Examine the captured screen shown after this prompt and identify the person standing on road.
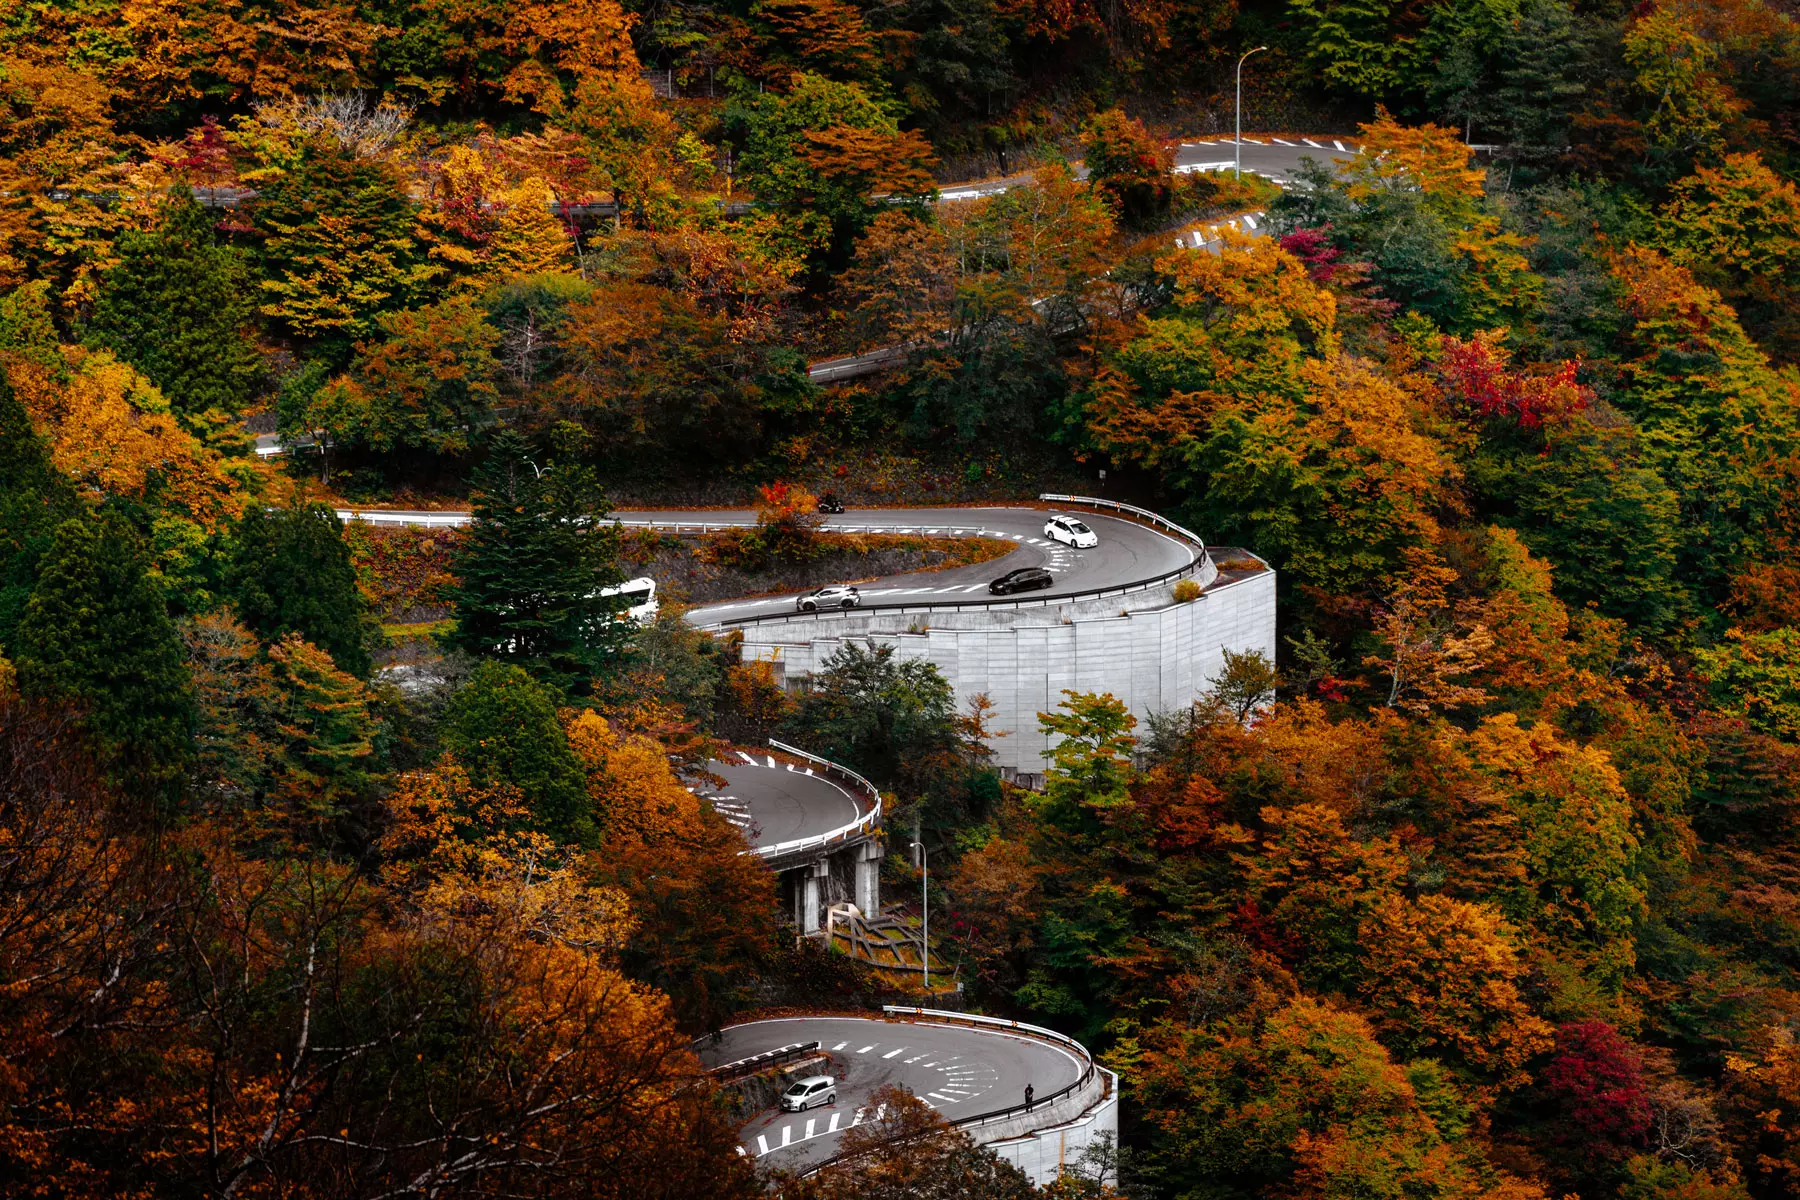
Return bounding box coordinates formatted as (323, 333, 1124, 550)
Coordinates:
(1023, 1084, 1034, 1111)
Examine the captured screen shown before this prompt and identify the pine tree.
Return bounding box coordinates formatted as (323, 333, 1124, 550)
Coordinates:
(445, 430, 628, 693)
(0, 359, 75, 648)
(444, 660, 594, 845)
(225, 503, 371, 677)
(86, 193, 263, 443)
(13, 514, 194, 804)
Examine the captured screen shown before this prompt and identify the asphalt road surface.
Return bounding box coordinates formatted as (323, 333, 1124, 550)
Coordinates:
(696, 752, 862, 851)
(662, 506, 1197, 627)
(937, 134, 1358, 201)
(699, 1016, 1085, 1172)
(331, 504, 1197, 625)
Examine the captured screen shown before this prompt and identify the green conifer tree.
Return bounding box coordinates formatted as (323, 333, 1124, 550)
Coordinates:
(225, 503, 371, 677)
(13, 514, 194, 804)
(0, 360, 75, 648)
(86, 193, 263, 444)
(446, 430, 628, 693)
(443, 660, 595, 846)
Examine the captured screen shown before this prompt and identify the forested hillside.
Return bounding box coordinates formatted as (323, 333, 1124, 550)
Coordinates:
(1, 0, 1799, 1195)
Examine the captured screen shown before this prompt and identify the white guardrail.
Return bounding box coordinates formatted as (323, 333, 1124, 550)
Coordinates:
(744, 739, 883, 863)
(708, 494, 1215, 631)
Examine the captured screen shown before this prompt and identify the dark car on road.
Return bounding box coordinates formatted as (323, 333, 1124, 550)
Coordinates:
(989, 567, 1055, 595)
(816, 492, 845, 514)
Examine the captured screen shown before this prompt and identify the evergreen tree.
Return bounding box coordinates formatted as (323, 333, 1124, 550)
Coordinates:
(0, 361, 75, 649)
(443, 660, 594, 845)
(225, 503, 371, 677)
(13, 514, 194, 803)
(86, 193, 262, 442)
(1492, 0, 1591, 160)
(445, 430, 627, 693)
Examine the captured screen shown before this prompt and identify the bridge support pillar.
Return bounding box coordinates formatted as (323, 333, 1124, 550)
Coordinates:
(797, 862, 829, 935)
(854, 840, 882, 915)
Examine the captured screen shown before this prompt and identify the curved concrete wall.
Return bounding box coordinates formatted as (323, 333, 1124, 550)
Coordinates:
(742, 562, 1277, 773)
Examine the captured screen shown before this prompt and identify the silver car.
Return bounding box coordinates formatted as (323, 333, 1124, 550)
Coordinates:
(798, 585, 862, 612)
(780, 1075, 837, 1112)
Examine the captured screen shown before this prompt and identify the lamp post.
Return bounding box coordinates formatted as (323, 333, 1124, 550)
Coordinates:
(911, 839, 929, 991)
(1236, 46, 1269, 180)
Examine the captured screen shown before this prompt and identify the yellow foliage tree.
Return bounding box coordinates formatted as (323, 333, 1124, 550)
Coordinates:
(1357, 892, 1554, 1089)
(4, 346, 244, 531)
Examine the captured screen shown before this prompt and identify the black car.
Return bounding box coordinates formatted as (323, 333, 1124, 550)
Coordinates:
(989, 567, 1055, 595)
(817, 492, 845, 514)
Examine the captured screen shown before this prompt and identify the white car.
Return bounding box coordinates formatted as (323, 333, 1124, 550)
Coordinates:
(1044, 515, 1098, 548)
(798, 585, 862, 612)
(780, 1075, 837, 1112)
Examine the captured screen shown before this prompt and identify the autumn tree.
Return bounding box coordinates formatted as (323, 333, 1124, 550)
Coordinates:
(727, 73, 937, 268)
(1356, 892, 1553, 1087)
(1081, 108, 1173, 225)
(1609, 247, 1800, 615)
(1658, 151, 1800, 361)
(305, 295, 502, 460)
(181, 610, 283, 812)
(268, 633, 377, 831)
(252, 138, 432, 359)
(1362, 552, 1496, 716)
(1133, 996, 1548, 1198)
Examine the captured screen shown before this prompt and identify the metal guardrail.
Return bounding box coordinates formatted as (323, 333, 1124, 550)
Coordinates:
(799, 1006, 1100, 1178)
(746, 740, 883, 863)
(709, 1041, 823, 1082)
(880, 1007, 1097, 1129)
(709, 494, 1213, 632)
(333, 499, 1218, 632)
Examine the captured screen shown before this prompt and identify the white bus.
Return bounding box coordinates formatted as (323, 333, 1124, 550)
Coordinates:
(598, 577, 658, 625)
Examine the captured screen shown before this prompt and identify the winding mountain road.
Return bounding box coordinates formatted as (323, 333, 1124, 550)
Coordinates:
(699, 1014, 1087, 1172)
(337, 503, 1199, 627)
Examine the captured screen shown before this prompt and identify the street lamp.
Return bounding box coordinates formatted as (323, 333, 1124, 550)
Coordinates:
(910, 839, 930, 991)
(1236, 46, 1269, 180)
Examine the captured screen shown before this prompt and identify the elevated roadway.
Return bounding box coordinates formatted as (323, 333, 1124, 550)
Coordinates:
(332, 503, 1200, 628)
(699, 1012, 1091, 1174)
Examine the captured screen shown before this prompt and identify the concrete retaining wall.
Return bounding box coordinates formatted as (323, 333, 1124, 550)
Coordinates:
(985, 1067, 1120, 1185)
(743, 568, 1278, 773)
